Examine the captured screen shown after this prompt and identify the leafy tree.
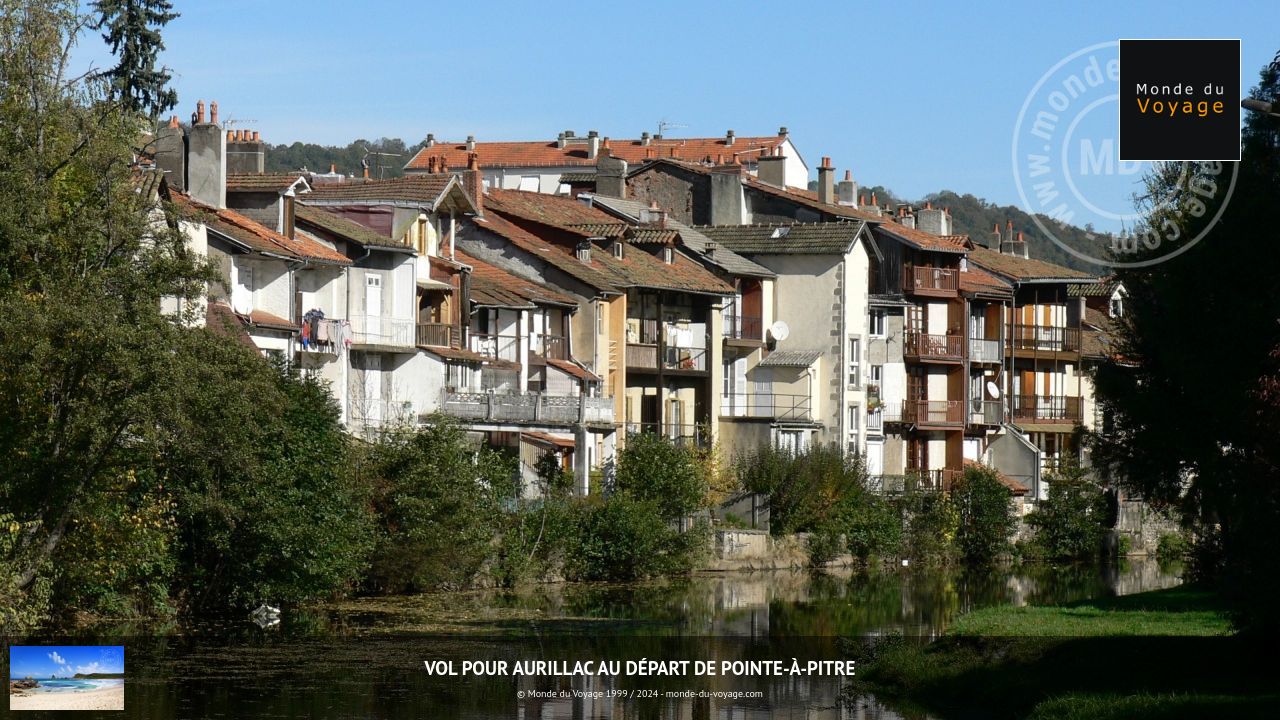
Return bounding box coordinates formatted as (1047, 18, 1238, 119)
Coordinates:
(359, 417, 517, 593)
(736, 443, 867, 535)
(1092, 50, 1280, 632)
(1025, 467, 1109, 561)
(565, 497, 702, 582)
(951, 465, 1016, 564)
(92, 0, 179, 117)
(615, 433, 707, 521)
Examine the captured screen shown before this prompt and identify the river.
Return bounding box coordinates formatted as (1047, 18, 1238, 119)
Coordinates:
(28, 560, 1180, 719)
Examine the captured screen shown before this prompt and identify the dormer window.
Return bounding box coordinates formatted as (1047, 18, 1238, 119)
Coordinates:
(576, 241, 592, 264)
(663, 247, 674, 264)
(613, 242, 624, 259)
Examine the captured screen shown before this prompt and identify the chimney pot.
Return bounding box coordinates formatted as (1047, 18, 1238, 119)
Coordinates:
(466, 135, 476, 151)
(778, 126, 788, 136)
(195, 100, 205, 124)
(226, 130, 234, 142)
(843, 170, 852, 181)
(209, 101, 218, 125)
(426, 133, 435, 147)
(168, 115, 180, 129)
(252, 130, 259, 142)
(725, 129, 735, 146)
(330, 163, 336, 173)
(588, 130, 598, 138)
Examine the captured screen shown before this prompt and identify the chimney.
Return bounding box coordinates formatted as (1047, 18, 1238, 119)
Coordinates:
(1000, 222, 1028, 258)
(587, 130, 600, 160)
(757, 146, 787, 187)
(778, 126, 788, 138)
(916, 206, 950, 236)
(836, 169, 858, 207)
(576, 240, 592, 264)
(556, 132, 567, 149)
(596, 150, 628, 199)
(226, 122, 266, 175)
(155, 115, 186, 192)
(725, 129, 735, 146)
(209, 101, 218, 125)
(466, 135, 476, 152)
(640, 131, 651, 146)
(425, 133, 435, 148)
(463, 151, 484, 215)
(816, 156, 835, 204)
(186, 100, 225, 208)
(709, 169, 744, 225)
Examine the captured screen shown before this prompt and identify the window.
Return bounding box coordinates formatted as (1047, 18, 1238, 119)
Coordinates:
(869, 309, 886, 337)
(518, 175, 540, 192)
(848, 404, 861, 453)
(848, 337, 861, 387)
(870, 364, 883, 386)
(662, 247, 674, 264)
(1110, 296, 1124, 318)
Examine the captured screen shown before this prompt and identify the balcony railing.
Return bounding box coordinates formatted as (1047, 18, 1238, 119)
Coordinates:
(348, 315, 416, 348)
(904, 468, 964, 491)
(899, 399, 965, 426)
(298, 318, 344, 354)
(904, 332, 964, 361)
(904, 266, 958, 295)
(625, 422, 708, 448)
(469, 333, 521, 363)
(415, 322, 456, 348)
(867, 410, 884, 433)
(1010, 395, 1082, 423)
(534, 334, 570, 361)
(720, 393, 812, 422)
(969, 399, 1004, 426)
(625, 342, 658, 369)
(441, 391, 614, 425)
(663, 345, 706, 371)
(969, 337, 1002, 364)
(1008, 325, 1081, 353)
(723, 314, 764, 341)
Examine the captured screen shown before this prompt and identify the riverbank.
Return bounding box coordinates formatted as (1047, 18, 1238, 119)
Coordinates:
(8, 683, 124, 711)
(856, 585, 1279, 719)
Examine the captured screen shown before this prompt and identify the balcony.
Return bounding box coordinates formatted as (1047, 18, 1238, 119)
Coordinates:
(867, 410, 884, 433)
(723, 314, 764, 342)
(904, 332, 964, 363)
(469, 333, 521, 363)
(904, 468, 964, 491)
(415, 322, 457, 348)
(969, 337, 1002, 364)
(441, 391, 614, 426)
(298, 318, 344, 355)
(350, 398, 416, 431)
(903, 266, 958, 297)
(348, 315, 416, 349)
(720, 393, 813, 422)
(625, 422, 709, 449)
(1008, 325, 1081, 355)
(1010, 395, 1082, 424)
(969, 399, 1004, 426)
(625, 343, 707, 373)
(533, 334, 570, 361)
(898, 399, 964, 427)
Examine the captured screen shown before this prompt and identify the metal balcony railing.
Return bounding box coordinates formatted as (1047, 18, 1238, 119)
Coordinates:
(899, 399, 965, 426)
(720, 393, 812, 422)
(969, 337, 1002, 363)
(1008, 325, 1082, 353)
(1010, 395, 1082, 423)
(348, 315, 416, 347)
(625, 422, 709, 448)
(469, 333, 521, 363)
(723, 314, 764, 341)
(904, 332, 963, 361)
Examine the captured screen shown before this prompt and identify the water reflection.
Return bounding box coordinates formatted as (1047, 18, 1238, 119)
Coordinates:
(16, 561, 1181, 720)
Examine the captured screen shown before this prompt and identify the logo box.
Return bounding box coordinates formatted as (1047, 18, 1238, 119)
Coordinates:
(1119, 39, 1240, 161)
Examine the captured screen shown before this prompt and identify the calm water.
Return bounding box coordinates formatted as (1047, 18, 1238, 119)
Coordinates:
(12, 560, 1181, 719)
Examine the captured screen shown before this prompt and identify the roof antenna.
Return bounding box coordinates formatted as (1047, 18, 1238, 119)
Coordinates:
(656, 118, 686, 139)
(359, 145, 402, 180)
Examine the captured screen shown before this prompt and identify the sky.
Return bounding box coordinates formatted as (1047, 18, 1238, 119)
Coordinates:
(9, 645, 125, 679)
(68, 0, 1279, 228)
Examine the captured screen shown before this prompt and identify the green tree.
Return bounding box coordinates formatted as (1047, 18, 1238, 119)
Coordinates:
(92, 0, 179, 117)
(615, 433, 707, 521)
(951, 465, 1016, 564)
(1026, 467, 1108, 561)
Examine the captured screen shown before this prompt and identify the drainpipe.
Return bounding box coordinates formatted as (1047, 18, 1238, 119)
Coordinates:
(449, 211, 456, 261)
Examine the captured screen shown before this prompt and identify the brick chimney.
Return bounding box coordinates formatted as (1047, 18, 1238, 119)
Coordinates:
(1000, 221, 1028, 258)
(816, 156, 835, 204)
(463, 152, 484, 216)
(596, 149, 628, 199)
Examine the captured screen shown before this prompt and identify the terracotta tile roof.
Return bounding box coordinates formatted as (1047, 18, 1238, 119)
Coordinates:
(405, 134, 789, 171)
(695, 222, 865, 255)
(547, 358, 600, 382)
(205, 301, 257, 351)
(486, 189, 629, 238)
(420, 345, 489, 364)
(227, 173, 307, 193)
(466, 213, 622, 293)
(741, 174, 886, 222)
(172, 192, 351, 265)
(960, 265, 1013, 297)
(872, 221, 970, 254)
(483, 191, 733, 295)
(455, 249, 577, 308)
(584, 194, 775, 278)
(967, 246, 1096, 282)
(1069, 279, 1119, 297)
(1082, 307, 1119, 359)
(295, 205, 407, 251)
(303, 175, 456, 205)
(245, 309, 297, 331)
(628, 228, 680, 245)
(559, 171, 597, 184)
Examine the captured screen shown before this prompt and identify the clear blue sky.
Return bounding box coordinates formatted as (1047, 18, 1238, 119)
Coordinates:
(9, 646, 124, 678)
(72, 0, 1278, 222)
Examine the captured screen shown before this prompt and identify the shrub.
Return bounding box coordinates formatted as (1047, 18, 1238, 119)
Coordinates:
(736, 443, 867, 535)
(1156, 531, 1191, 565)
(951, 465, 1016, 564)
(846, 495, 903, 562)
(615, 433, 707, 521)
(565, 497, 704, 582)
(1026, 466, 1109, 561)
(900, 490, 958, 564)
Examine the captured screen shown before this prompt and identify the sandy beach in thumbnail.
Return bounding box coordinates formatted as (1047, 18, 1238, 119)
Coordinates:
(9, 683, 125, 711)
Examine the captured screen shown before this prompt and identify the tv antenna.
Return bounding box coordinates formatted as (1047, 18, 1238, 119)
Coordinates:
(360, 145, 403, 180)
(656, 118, 686, 138)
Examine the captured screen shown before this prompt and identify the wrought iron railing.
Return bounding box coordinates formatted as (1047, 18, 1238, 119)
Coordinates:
(720, 393, 812, 421)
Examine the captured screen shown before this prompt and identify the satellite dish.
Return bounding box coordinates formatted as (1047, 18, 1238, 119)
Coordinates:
(768, 320, 790, 342)
(986, 381, 1002, 399)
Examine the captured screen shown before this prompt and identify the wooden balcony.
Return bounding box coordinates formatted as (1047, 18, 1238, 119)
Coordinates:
(625, 342, 708, 373)
(1008, 325, 1081, 356)
(415, 322, 456, 348)
(1010, 395, 1082, 424)
(904, 332, 964, 363)
(528, 334, 569, 364)
(894, 399, 965, 428)
(469, 333, 521, 363)
(903, 266, 958, 297)
(723, 314, 764, 342)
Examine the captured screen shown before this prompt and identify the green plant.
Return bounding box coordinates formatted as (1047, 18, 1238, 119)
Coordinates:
(1026, 466, 1109, 561)
(951, 465, 1016, 564)
(846, 495, 903, 562)
(1156, 531, 1191, 565)
(736, 443, 867, 535)
(615, 433, 707, 521)
(900, 490, 958, 564)
(565, 497, 704, 582)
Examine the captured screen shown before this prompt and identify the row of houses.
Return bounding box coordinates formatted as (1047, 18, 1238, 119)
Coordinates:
(150, 103, 1123, 500)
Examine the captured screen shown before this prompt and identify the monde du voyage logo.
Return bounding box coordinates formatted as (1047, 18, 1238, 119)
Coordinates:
(1120, 39, 1241, 161)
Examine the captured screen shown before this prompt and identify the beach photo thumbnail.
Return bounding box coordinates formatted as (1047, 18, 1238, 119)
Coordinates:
(8, 645, 124, 711)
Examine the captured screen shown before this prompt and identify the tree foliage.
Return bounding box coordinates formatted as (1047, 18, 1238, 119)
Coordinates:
(91, 0, 179, 117)
(951, 465, 1016, 564)
(1025, 467, 1109, 561)
(615, 432, 707, 521)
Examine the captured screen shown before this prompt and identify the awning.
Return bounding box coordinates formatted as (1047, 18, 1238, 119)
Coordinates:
(417, 277, 453, 291)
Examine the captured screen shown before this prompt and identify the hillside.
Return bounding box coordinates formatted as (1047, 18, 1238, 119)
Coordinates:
(264, 137, 422, 180)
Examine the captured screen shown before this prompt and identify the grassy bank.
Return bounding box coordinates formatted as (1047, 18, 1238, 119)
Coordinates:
(856, 585, 1279, 720)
